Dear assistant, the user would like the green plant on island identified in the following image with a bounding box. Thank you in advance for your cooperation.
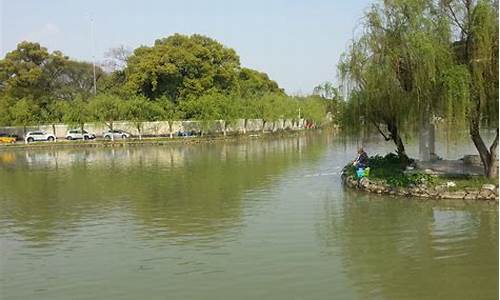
[343,153,431,188]
[345,153,497,189]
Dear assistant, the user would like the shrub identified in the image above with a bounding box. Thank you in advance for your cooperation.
[345,152,427,187]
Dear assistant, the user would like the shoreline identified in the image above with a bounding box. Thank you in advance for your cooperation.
[0,130,319,151]
[341,173,499,202]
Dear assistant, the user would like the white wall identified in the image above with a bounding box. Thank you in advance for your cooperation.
[0,119,306,138]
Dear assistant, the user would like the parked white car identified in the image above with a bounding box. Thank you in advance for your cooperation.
[65,129,96,140]
[25,131,56,143]
[102,130,130,140]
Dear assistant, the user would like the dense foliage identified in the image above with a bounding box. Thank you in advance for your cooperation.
[0,35,329,134]
[339,0,498,177]
[343,153,433,187]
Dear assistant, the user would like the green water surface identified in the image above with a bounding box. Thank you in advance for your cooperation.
[0,132,498,299]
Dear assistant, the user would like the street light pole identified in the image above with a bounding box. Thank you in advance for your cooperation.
[90,16,97,95]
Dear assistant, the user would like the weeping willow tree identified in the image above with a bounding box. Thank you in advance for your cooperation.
[338,0,464,163]
[441,0,499,177]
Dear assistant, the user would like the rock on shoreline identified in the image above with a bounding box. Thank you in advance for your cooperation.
[341,173,499,202]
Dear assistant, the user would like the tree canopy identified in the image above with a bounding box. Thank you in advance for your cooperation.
[122,34,282,102]
[444,0,499,177]
[338,0,498,177]
[0,41,104,104]
[0,34,330,135]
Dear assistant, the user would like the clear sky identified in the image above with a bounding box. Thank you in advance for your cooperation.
[1,0,371,94]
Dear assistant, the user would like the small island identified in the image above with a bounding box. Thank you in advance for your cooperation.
[341,153,499,202]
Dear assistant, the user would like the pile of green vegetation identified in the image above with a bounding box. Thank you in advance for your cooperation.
[344,153,433,187]
[345,153,498,190]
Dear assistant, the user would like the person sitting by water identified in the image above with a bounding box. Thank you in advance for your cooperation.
[353,147,368,169]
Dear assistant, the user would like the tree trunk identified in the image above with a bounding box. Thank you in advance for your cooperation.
[169,123,173,138]
[387,121,409,163]
[223,121,227,136]
[489,138,499,178]
[262,120,267,133]
[460,11,498,178]
[470,118,499,178]
[52,124,56,136]
[109,121,114,141]
[243,119,248,134]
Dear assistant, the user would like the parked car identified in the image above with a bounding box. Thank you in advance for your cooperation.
[0,133,17,144]
[65,129,96,140]
[102,130,130,140]
[24,131,56,143]
[177,130,199,137]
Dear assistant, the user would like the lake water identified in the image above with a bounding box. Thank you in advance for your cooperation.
[0,131,498,300]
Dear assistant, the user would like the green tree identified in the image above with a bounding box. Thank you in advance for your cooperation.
[313,82,339,100]
[63,97,91,134]
[237,68,284,98]
[254,94,278,133]
[41,100,67,135]
[124,34,241,101]
[153,97,180,138]
[0,41,105,103]
[89,94,123,140]
[53,60,106,100]
[442,0,499,177]
[237,96,259,134]
[338,0,457,162]
[0,96,14,126]
[313,82,341,115]
[215,94,239,136]
[122,34,283,103]
[9,98,39,134]
[302,97,327,127]
[179,93,220,136]
[0,42,52,101]
[121,96,155,140]
[280,96,299,130]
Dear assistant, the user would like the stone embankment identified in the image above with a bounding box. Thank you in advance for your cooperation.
[0,118,308,140]
[341,173,499,202]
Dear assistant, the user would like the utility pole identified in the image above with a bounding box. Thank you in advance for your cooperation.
[90,16,97,95]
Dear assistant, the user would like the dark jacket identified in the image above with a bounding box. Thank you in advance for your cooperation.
[355,151,368,168]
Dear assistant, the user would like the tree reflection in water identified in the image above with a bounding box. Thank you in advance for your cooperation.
[316,190,498,300]
[0,133,328,246]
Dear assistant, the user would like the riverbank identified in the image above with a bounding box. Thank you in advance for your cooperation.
[341,153,499,202]
[0,129,321,151]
